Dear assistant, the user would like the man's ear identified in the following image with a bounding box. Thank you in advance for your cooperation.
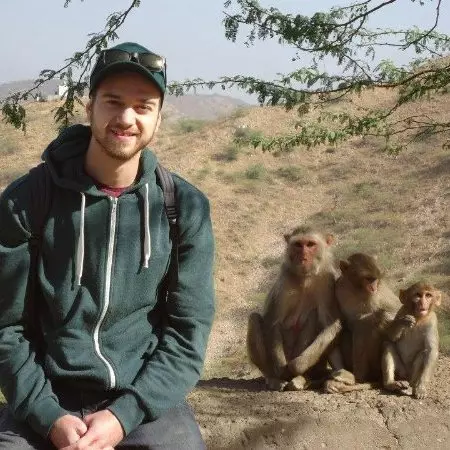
[155,111,162,133]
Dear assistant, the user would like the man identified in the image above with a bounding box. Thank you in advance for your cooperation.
[0,42,215,449]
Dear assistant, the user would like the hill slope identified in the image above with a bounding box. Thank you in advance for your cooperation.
[0,90,449,449]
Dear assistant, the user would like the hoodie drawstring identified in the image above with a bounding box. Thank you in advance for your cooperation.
[143,183,151,268]
[75,185,151,285]
[76,193,86,286]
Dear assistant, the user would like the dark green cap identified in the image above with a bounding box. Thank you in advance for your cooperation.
[89,42,166,99]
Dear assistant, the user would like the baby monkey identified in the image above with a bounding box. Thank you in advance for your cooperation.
[382,282,441,399]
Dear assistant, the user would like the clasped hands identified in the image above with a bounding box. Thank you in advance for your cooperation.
[49,409,124,450]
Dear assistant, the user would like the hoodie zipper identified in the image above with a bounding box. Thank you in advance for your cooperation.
[93,196,118,389]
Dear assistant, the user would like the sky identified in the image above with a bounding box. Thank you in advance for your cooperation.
[1,0,449,101]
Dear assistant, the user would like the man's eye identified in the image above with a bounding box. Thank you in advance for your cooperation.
[137,105,152,112]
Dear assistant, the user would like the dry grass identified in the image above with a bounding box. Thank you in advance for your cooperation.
[0,87,449,376]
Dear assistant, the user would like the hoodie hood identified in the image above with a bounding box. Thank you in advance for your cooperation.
[42,124,158,196]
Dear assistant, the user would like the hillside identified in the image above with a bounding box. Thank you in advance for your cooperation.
[0,90,449,449]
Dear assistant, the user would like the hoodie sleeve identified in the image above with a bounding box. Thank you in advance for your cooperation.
[0,178,68,437]
[108,178,215,435]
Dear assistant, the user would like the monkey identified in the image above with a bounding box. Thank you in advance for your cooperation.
[326,253,402,392]
[382,282,441,399]
[247,226,354,391]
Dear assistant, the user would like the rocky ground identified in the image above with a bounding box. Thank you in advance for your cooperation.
[190,356,450,449]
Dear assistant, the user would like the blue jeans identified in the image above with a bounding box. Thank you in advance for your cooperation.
[0,401,205,450]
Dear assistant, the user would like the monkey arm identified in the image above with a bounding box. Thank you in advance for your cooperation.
[385,321,408,342]
[384,308,414,342]
[413,321,439,392]
[287,318,342,375]
[266,323,288,377]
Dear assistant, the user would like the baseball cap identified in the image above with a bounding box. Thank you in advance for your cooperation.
[89,42,166,99]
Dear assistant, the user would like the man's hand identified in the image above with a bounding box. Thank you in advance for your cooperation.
[61,409,124,450]
[49,414,88,449]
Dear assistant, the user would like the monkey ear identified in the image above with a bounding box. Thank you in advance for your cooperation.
[399,289,407,304]
[339,260,350,273]
[434,290,442,307]
[325,234,335,246]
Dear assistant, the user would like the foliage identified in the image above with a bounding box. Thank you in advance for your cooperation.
[233,126,263,147]
[2,0,450,153]
[245,163,266,179]
[220,143,241,161]
[274,165,307,183]
[1,0,141,132]
[174,118,206,134]
[171,0,450,153]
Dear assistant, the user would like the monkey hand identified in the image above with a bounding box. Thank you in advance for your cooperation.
[413,383,427,399]
[400,315,416,328]
[266,378,288,391]
[330,369,355,385]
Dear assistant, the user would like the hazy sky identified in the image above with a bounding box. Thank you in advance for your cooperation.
[1,0,449,98]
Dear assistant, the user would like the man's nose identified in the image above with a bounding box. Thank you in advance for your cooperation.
[116,107,135,125]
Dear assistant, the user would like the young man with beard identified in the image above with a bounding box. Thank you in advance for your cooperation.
[0,42,215,449]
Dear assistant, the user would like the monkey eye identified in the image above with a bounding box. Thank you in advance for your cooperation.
[293,242,303,248]
[365,277,377,283]
[306,241,316,248]
[425,292,433,299]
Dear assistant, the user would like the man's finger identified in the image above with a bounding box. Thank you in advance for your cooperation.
[61,432,95,450]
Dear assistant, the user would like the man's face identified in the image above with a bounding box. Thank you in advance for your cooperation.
[86,71,162,162]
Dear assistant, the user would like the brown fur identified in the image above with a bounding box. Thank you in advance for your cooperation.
[247,227,350,391]
[382,282,441,398]
[327,253,401,393]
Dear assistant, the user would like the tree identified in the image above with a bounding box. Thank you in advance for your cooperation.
[2,0,450,153]
[1,0,142,132]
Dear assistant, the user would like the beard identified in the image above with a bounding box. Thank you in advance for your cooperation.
[90,125,156,162]
[95,134,142,162]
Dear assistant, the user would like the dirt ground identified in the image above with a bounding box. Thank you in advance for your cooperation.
[190,353,450,449]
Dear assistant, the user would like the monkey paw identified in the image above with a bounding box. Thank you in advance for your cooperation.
[323,380,342,394]
[385,381,409,392]
[266,378,288,391]
[401,315,416,328]
[285,375,308,391]
[330,369,355,385]
[413,385,427,399]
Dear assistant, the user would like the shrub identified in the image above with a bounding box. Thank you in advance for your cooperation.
[175,118,206,134]
[233,126,263,147]
[275,166,307,183]
[221,144,241,161]
[245,164,266,180]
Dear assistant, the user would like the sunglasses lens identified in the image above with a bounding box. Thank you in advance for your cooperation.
[139,53,166,71]
[103,49,132,64]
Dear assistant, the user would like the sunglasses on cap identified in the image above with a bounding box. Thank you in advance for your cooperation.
[94,49,167,82]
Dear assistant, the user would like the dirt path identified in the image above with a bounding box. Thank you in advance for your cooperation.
[190,356,450,449]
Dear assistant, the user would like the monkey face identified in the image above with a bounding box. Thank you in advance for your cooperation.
[399,283,442,318]
[362,275,379,294]
[287,236,321,272]
[340,253,381,295]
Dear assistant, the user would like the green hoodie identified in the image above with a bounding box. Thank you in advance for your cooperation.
[0,125,215,438]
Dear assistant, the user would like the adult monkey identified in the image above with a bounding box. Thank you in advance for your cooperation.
[326,253,401,393]
[247,226,354,391]
[382,282,441,399]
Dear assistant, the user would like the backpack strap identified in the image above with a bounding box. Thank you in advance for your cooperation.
[25,163,53,352]
[155,163,179,290]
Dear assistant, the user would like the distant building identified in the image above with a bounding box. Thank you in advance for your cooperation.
[58,84,69,98]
